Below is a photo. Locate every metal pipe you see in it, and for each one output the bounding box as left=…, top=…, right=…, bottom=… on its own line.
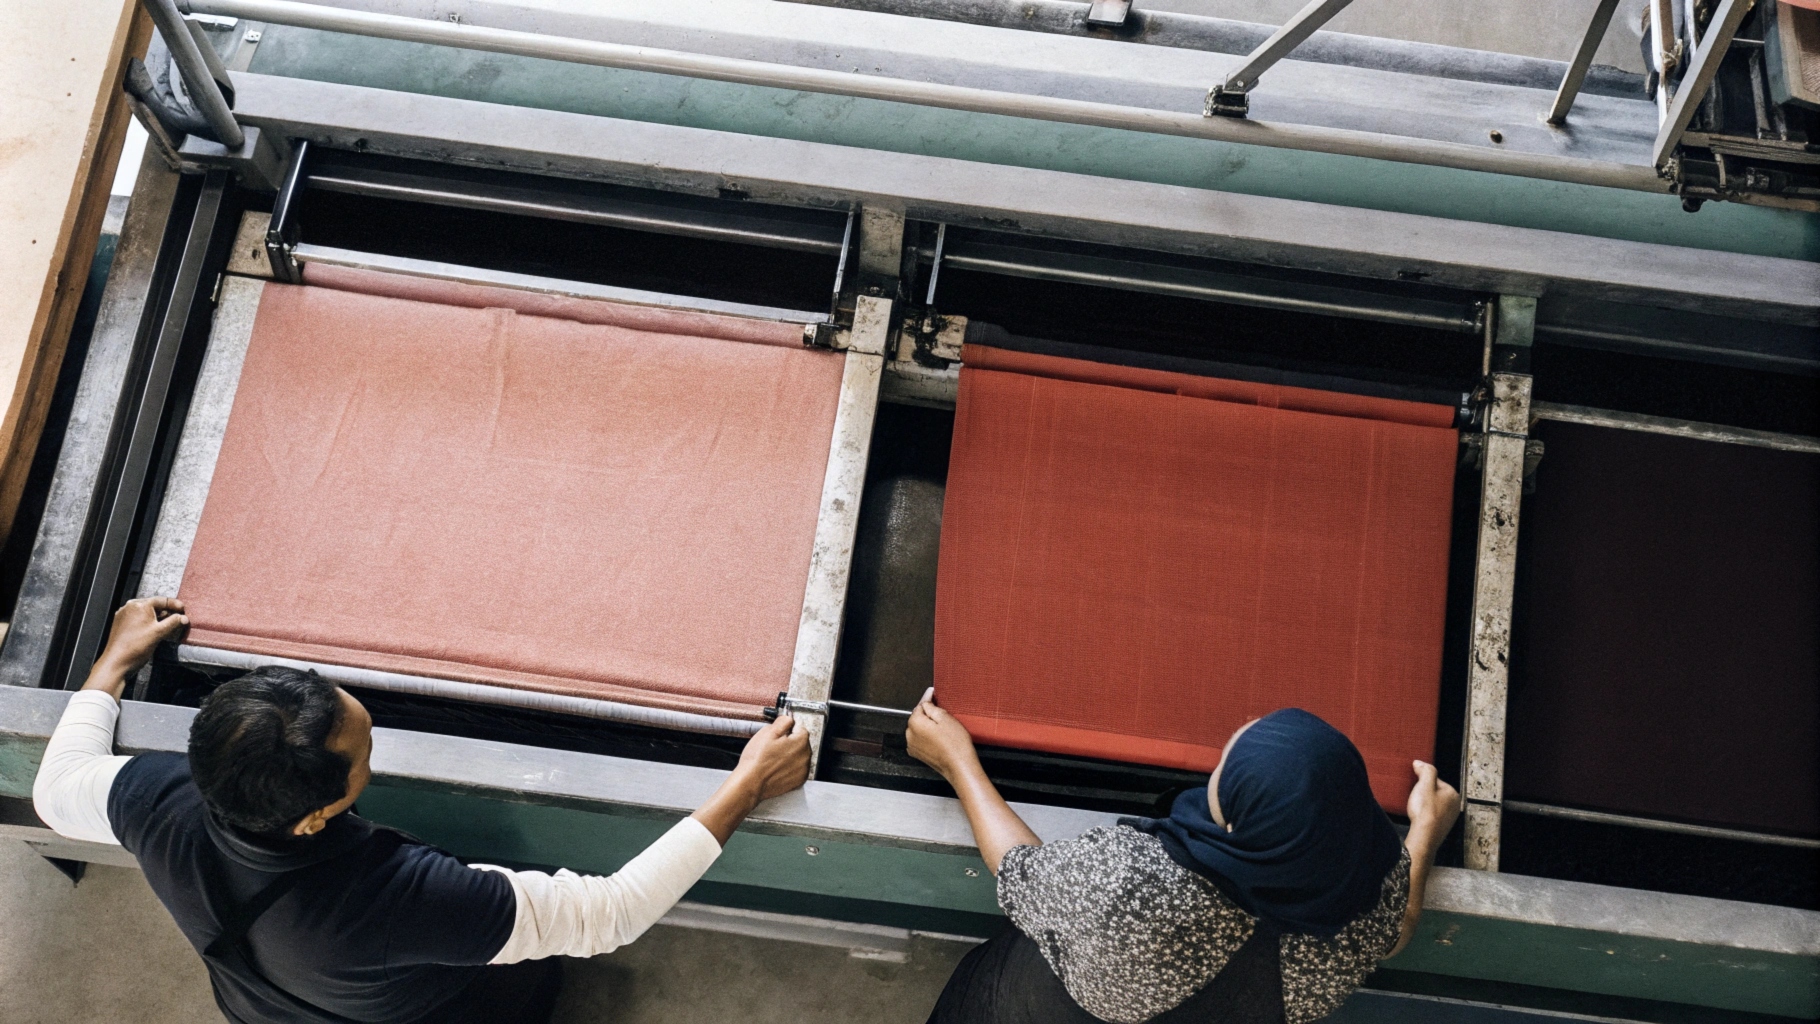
left=293, top=243, right=832, bottom=324
left=179, top=0, right=1664, bottom=193
left=1546, top=0, right=1624, bottom=125
left=924, top=223, right=946, bottom=306
left=145, top=0, right=245, bottom=148
left=931, top=241, right=1482, bottom=332
left=1210, top=0, right=1357, bottom=111
left=1650, top=0, right=1679, bottom=123
left=1530, top=401, right=1820, bottom=453
left=179, top=645, right=767, bottom=737
left=305, top=166, right=846, bottom=254
left=1652, top=0, right=1753, bottom=168
left=1503, top=801, right=1820, bottom=850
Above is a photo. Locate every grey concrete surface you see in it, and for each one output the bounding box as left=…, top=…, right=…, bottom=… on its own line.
left=1145, top=0, right=1649, bottom=73
left=0, top=839, right=217, bottom=1023
left=0, top=838, right=972, bottom=1023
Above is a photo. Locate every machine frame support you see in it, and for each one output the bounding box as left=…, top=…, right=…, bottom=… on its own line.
left=61, top=173, right=235, bottom=691
left=1205, top=0, right=1358, bottom=116
left=789, top=306, right=889, bottom=774
left=144, top=0, right=245, bottom=149
left=1652, top=0, right=1755, bottom=168
left=790, top=209, right=902, bottom=773
left=1461, top=297, right=1535, bottom=872
left=1546, top=0, right=1624, bottom=125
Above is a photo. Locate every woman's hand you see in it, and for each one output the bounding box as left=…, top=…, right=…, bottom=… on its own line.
left=905, top=689, right=1039, bottom=874
left=83, top=598, right=189, bottom=701
left=1389, top=760, right=1462, bottom=958
left=691, top=715, right=811, bottom=846
left=1405, top=760, right=1461, bottom=837
left=906, top=687, right=981, bottom=781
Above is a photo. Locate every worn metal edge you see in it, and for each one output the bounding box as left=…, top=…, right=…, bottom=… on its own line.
left=0, top=158, right=184, bottom=688
left=137, top=276, right=264, bottom=601
left=2, top=684, right=1815, bottom=958
left=223, top=74, right=1820, bottom=326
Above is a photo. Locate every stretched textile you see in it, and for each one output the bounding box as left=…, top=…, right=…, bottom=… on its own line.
left=1506, top=421, right=1820, bottom=837
left=934, top=346, right=1458, bottom=809
left=176, top=268, right=845, bottom=720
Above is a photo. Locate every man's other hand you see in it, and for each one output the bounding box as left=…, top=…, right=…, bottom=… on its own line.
left=733, top=714, right=811, bottom=803
left=93, top=598, right=188, bottom=681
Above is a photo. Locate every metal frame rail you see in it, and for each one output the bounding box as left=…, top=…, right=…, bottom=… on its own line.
left=170, top=0, right=1667, bottom=193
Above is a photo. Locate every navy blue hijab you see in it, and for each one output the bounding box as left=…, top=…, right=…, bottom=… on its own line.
left=1124, top=709, right=1401, bottom=937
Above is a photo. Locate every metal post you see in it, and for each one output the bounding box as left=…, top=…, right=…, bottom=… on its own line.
left=1460, top=295, right=1534, bottom=872
left=790, top=208, right=900, bottom=775
left=1546, top=0, right=1624, bottom=125
left=924, top=223, right=947, bottom=307
left=143, top=0, right=245, bottom=149
left=265, top=139, right=308, bottom=283
left=1652, top=0, right=1754, bottom=168
left=1205, top=0, right=1357, bottom=117
left=1649, top=0, right=1680, bottom=124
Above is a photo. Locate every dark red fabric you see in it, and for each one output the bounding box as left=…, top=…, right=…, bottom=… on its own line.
left=178, top=275, right=844, bottom=719
left=934, top=346, right=1457, bottom=809
left=1506, top=421, right=1820, bottom=836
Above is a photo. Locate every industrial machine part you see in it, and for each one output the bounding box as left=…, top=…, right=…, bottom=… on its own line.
left=767, top=692, right=916, bottom=721
left=0, top=2, right=1816, bottom=1019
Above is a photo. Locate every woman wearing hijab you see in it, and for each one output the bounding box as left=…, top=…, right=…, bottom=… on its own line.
left=907, top=699, right=1461, bottom=1024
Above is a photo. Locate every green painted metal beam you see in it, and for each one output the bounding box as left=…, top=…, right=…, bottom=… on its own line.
left=1393, top=908, right=1820, bottom=1019
left=246, top=28, right=1819, bottom=262
left=355, top=782, right=1003, bottom=916
left=0, top=689, right=1814, bottom=1019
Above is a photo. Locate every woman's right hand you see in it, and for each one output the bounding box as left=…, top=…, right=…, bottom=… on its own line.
left=1406, top=760, right=1461, bottom=837
left=906, top=688, right=981, bottom=781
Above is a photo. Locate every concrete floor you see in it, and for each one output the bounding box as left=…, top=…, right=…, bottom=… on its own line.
left=0, top=838, right=974, bottom=1023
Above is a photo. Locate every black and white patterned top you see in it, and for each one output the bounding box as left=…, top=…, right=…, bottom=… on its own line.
left=997, top=825, right=1411, bottom=1024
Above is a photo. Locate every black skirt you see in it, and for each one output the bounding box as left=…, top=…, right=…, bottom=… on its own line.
left=926, top=924, right=1285, bottom=1024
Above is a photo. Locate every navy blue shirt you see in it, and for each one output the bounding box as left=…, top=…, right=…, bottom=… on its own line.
left=109, top=752, right=522, bottom=1024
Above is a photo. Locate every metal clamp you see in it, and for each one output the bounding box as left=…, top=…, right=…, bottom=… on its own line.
left=764, top=692, right=915, bottom=721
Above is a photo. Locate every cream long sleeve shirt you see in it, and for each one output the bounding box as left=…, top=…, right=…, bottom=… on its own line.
left=30, top=689, right=722, bottom=963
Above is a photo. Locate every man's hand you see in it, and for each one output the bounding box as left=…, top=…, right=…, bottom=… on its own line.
left=1406, top=759, right=1461, bottom=838
left=906, top=688, right=980, bottom=781
left=691, top=715, right=810, bottom=846
left=83, top=598, right=188, bottom=700
left=731, top=714, right=812, bottom=802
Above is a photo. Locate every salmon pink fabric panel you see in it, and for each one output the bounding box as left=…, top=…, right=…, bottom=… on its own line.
left=178, top=276, right=844, bottom=720
left=934, top=345, right=1457, bottom=809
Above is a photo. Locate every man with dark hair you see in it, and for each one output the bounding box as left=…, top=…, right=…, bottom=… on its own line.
left=33, top=598, right=811, bottom=1023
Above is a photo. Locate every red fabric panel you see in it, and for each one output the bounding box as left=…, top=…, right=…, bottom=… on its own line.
left=178, top=277, right=845, bottom=719
left=935, top=348, right=1458, bottom=809
left=962, top=345, right=1458, bottom=429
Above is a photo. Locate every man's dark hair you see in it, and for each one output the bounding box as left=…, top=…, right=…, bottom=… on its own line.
left=188, top=667, right=351, bottom=835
